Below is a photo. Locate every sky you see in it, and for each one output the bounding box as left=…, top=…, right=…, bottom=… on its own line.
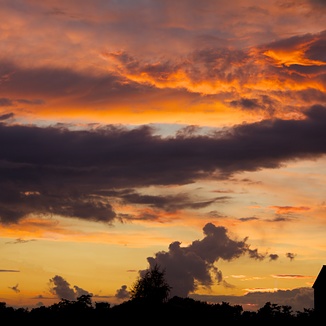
left=0, top=0, right=326, bottom=312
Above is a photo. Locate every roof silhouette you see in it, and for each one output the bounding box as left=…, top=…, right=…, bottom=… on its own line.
left=313, top=265, right=326, bottom=289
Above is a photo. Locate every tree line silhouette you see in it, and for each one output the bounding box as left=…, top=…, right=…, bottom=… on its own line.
left=0, top=265, right=316, bottom=324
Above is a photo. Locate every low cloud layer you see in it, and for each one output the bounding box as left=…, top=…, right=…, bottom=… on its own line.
left=0, top=105, right=325, bottom=224
left=191, top=287, right=314, bottom=312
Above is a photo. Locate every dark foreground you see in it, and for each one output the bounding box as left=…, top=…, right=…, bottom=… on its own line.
left=0, top=295, right=318, bottom=325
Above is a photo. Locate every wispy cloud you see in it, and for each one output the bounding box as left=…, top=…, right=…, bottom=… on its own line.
left=9, top=284, right=20, bottom=293
left=271, top=274, right=312, bottom=279
left=269, top=206, right=311, bottom=214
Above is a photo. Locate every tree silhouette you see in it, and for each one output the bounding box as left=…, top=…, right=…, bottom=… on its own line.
left=129, top=264, right=171, bottom=304
left=256, top=301, right=295, bottom=322
left=0, top=297, right=317, bottom=323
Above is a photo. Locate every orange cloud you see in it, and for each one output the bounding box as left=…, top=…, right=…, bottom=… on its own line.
left=271, top=274, right=312, bottom=279
left=263, top=47, right=326, bottom=68
left=244, top=287, right=278, bottom=294
left=269, top=206, right=311, bottom=214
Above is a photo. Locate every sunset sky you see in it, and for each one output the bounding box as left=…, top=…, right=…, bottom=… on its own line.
left=1, top=0, right=326, bottom=312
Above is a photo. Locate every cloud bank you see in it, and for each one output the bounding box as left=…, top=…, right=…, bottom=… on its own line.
left=0, top=105, right=325, bottom=224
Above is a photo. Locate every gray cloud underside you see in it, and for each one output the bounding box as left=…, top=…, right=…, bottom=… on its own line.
left=0, top=105, right=325, bottom=224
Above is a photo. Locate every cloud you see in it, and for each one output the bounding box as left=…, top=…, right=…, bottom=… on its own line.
left=269, top=254, right=279, bottom=261
left=102, top=189, right=228, bottom=213
left=0, top=98, right=13, bottom=107
left=141, top=222, right=267, bottom=297
left=9, top=284, right=20, bottom=293
left=271, top=274, right=312, bottom=279
left=286, top=253, right=297, bottom=261
left=191, top=287, right=314, bottom=312
left=49, top=275, right=92, bottom=301
left=115, top=285, right=130, bottom=300
left=0, top=59, right=197, bottom=117
left=5, top=238, right=36, bottom=244
left=269, top=206, right=311, bottom=214
left=0, top=269, right=20, bottom=272
left=0, top=112, right=14, bottom=121
left=1, top=28, right=325, bottom=124
left=0, top=105, right=325, bottom=224
left=239, top=217, right=259, bottom=222
left=102, top=30, right=326, bottom=117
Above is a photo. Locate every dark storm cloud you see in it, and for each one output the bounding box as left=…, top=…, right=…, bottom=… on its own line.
left=0, top=105, right=325, bottom=224
left=142, top=223, right=267, bottom=297
left=0, top=185, right=117, bottom=224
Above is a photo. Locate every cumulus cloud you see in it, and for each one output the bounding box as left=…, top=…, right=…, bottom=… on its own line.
left=115, top=285, right=130, bottom=300
left=140, top=223, right=267, bottom=297
left=49, top=275, right=92, bottom=301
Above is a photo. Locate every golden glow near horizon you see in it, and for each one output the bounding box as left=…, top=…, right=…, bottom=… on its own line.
left=0, top=0, right=326, bottom=312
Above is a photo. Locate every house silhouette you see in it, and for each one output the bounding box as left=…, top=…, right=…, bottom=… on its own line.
left=312, top=265, right=326, bottom=318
